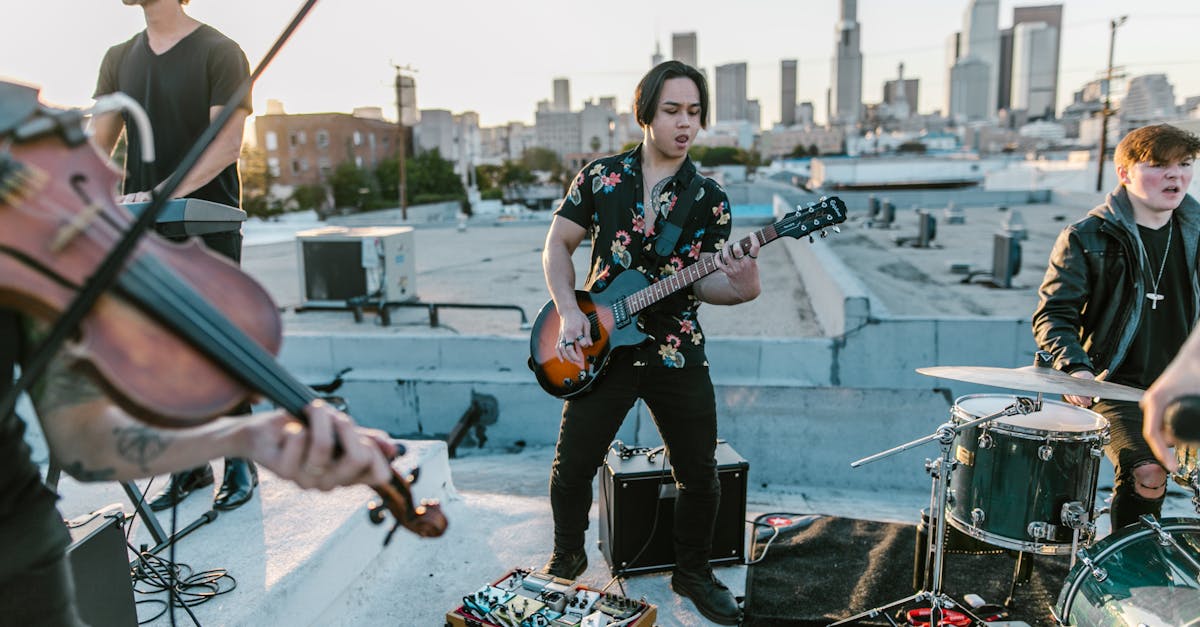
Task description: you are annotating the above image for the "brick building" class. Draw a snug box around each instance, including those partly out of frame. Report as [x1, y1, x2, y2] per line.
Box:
[254, 107, 399, 188]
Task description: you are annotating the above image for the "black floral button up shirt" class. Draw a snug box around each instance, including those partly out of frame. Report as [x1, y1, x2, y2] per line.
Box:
[554, 144, 733, 368]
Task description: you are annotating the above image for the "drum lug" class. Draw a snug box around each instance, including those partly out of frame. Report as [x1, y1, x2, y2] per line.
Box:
[1027, 521, 1054, 540]
[1076, 549, 1108, 582]
[971, 508, 985, 526]
[1061, 501, 1090, 530]
[1090, 446, 1103, 458]
[1038, 444, 1054, 461]
[1141, 514, 1174, 546]
[977, 432, 993, 449]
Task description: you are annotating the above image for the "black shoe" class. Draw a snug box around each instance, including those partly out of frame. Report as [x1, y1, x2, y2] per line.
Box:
[540, 549, 587, 580]
[672, 566, 742, 625]
[148, 465, 215, 511]
[213, 459, 259, 511]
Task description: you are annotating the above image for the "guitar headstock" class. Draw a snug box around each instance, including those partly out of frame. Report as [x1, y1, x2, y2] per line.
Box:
[776, 196, 848, 241]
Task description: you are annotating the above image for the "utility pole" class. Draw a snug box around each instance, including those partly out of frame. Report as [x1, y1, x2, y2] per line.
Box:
[393, 64, 418, 219]
[1096, 16, 1128, 192]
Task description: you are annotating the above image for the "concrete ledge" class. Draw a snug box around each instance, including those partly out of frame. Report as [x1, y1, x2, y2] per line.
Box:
[780, 232, 876, 337]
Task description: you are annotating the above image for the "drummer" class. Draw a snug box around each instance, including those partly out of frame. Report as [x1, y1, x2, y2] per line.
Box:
[1033, 123, 1200, 530]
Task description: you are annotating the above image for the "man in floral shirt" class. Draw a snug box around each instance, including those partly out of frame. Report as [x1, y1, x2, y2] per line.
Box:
[540, 61, 760, 625]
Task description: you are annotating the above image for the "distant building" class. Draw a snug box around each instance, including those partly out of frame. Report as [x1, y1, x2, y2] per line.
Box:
[1010, 21, 1059, 120]
[580, 98, 619, 152]
[651, 41, 664, 68]
[1011, 4, 1063, 116]
[759, 126, 844, 158]
[962, 0, 1001, 119]
[796, 102, 815, 127]
[535, 109, 582, 158]
[945, 32, 962, 115]
[552, 78, 571, 113]
[950, 57, 992, 122]
[830, 0, 863, 126]
[672, 32, 698, 67]
[781, 59, 798, 127]
[413, 109, 481, 185]
[1121, 74, 1178, 133]
[715, 62, 748, 123]
[747, 99, 761, 130]
[255, 109, 397, 187]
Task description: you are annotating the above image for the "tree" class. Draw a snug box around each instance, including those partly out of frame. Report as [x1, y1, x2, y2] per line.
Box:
[375, 156, 400, 202]
[589, 136, 601, 152]
[239, 145, 279, 219]
[328, 161, 376, 210]
[289, 183, 328, 213]
[521, 147, 560, 172]
[788, 144, 809, 158]
[897, 141, 927, 154]
[406, 148, 465, 204]
[808, 143, 820, 156]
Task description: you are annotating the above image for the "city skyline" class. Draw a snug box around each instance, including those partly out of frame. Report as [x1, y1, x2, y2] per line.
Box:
[4, 0, 1200, 129]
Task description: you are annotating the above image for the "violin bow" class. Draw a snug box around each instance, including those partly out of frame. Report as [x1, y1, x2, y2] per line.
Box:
[0, 0, 319, 420]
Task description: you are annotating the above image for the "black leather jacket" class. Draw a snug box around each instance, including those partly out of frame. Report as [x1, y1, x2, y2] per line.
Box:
[1033, 187, 1200, 376]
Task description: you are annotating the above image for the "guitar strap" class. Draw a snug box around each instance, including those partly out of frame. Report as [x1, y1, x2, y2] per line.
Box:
[653, 172, 706, 259]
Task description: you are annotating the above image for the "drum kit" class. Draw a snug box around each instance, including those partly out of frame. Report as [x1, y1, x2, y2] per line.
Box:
[829, 354, 1200, 627]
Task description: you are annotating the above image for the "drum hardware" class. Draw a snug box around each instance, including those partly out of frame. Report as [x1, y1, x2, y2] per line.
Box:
[915, 365, 1143, 402]
[1026, 522, 1054, 540]
[971, 509, 985, 526]
[828, 399, 1040, 626]
[1055, 516, 1200, 625]
[1038, 444, 1054, 461]
[977, 431, 993, 449]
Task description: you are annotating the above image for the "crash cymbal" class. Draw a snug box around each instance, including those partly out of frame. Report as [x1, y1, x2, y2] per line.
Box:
[916, 365, 1143, 402]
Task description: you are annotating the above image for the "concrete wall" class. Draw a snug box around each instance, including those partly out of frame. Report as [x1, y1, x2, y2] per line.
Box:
[327, 201, 461, 227]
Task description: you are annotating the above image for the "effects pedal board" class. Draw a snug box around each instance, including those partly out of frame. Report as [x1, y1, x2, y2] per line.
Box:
[446, 569, 656, 627]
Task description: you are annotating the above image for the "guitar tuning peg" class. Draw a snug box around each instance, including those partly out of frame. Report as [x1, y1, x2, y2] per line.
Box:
[833, 226, 842, 233]
[818, 195, 828, 202]
[808, 235, 815, 243]
[820, 230, 829, 238]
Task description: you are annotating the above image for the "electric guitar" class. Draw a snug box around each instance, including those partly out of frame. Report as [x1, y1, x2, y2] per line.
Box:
[528, 196, 848, 399]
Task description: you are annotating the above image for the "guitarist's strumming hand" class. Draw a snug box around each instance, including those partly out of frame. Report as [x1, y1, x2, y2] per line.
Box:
[555, 306, 592, 369]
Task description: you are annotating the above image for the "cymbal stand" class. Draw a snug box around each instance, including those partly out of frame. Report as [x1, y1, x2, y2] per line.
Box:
[828, 397, 1040, 627]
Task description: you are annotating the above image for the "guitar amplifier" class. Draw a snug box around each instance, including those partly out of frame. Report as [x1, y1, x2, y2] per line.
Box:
[295, 226, 417, 306]
[598, 440, 748, 576]
[67, 508, 137, 626]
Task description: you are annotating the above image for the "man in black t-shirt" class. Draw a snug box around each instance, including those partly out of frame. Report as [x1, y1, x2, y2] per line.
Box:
[1034, 124, 1200, 530]
[92, 0, 259, 512]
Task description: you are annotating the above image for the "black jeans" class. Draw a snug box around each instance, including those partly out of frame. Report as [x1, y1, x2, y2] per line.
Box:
[1093, 399, 1165, 529]
[549, 353, 720, 567]
[0, 552, 88, 626]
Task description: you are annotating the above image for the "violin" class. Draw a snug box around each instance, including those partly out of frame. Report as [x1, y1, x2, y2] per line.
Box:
[0, 81, 446, 542]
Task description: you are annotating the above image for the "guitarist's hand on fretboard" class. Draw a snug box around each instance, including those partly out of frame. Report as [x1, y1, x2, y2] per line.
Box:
[700, 237, 762, 305]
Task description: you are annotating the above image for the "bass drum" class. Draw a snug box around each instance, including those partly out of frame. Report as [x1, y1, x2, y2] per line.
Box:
[1055, 517, 1200, 626]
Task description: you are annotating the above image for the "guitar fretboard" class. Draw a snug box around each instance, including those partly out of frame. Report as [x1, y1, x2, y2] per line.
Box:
[623, 226, 778, 316]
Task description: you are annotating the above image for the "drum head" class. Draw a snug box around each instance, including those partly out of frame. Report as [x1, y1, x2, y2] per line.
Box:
[955, 394, 1105, 436]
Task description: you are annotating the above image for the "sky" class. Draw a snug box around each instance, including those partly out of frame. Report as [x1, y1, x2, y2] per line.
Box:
[4, 0, 1200, 130]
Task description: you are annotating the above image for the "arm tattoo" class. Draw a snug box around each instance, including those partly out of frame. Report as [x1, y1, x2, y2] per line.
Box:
[113, 425, 172, 473]
[59, 460, 116, 483]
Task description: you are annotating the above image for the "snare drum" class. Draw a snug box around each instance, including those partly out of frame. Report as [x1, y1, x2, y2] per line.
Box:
[1055, 517, 1200, 626]
[947, 394, 1107, 555]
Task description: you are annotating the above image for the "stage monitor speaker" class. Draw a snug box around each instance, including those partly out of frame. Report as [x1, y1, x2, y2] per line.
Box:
[598, 440, 748, 576]
[295, 226, 417, 306]
[67, 509, 137, 627]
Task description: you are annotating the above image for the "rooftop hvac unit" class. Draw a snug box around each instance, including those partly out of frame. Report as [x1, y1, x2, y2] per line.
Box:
[295, 226, 416, 307]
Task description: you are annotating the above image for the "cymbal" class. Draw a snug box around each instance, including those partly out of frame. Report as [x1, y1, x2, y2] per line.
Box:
[916, 365, 1144, 402]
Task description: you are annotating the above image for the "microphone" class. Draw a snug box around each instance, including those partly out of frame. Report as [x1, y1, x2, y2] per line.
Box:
[1165, 395, 1200, 444]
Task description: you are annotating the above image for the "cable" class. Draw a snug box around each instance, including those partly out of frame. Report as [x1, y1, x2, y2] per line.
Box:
[128, 541, 237, 625]
[600, 441, 669, 596]
[745, 518, 781, 565]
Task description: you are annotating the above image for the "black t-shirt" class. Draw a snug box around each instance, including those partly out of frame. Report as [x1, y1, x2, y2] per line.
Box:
[1111, 218, 1194, 388]
[0, 310, 71, 584]
[94, 24, 252, 208]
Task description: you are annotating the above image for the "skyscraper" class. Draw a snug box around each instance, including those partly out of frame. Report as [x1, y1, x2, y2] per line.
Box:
[1011, 21, 1059, 119]
[1012, 4, 1063, 116]
[830, 0, 863, 126]
[715, 62, 748, 123]
[672, 32, 698, 67]
[651, 40, 664, 68]
[781, 59, 798, 127]
[552, 78, 570, 113]
[962, 0, 1000, 119]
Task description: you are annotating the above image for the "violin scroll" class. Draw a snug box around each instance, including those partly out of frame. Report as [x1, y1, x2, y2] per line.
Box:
[367, 467, 448, 545]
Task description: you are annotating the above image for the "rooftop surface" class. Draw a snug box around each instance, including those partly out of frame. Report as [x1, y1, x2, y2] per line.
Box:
[40, 191, 1200, 626]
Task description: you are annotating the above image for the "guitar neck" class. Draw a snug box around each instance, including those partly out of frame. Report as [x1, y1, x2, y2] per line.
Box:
[625, 225, 779, 316]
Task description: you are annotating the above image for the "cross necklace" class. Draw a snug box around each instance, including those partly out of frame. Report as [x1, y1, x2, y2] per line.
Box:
[1140, 218, 1173, 310]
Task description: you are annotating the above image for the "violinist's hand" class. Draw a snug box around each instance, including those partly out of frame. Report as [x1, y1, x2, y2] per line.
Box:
[243, 399, 397, 491]
[116, 190, 153, 204]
